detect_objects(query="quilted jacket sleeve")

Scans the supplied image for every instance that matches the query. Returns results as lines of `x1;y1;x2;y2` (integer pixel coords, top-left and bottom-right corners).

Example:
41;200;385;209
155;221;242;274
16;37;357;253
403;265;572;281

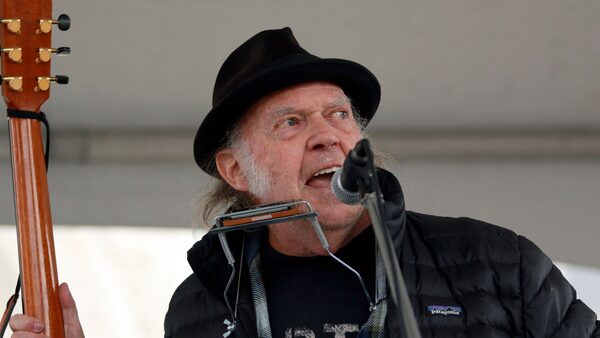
519;236;600;337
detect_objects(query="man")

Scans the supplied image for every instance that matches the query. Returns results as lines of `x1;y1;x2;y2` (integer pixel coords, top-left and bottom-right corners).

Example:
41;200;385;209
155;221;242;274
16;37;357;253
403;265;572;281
10;27;600;338
164;27;600;337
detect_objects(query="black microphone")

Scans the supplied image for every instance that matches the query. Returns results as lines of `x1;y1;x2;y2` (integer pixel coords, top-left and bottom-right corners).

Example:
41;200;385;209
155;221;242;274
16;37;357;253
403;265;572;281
331;139;372;205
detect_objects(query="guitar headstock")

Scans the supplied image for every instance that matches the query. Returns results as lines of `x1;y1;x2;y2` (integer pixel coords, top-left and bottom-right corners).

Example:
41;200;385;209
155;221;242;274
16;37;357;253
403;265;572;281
0;0;69;112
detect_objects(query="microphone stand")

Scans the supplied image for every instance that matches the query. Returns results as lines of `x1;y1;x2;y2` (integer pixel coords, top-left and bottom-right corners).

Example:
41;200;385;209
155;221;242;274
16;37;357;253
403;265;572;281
354;140;422;338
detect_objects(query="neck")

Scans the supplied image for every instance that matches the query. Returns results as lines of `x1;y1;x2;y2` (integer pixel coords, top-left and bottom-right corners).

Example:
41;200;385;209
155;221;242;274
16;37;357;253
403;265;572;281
268;211;371;256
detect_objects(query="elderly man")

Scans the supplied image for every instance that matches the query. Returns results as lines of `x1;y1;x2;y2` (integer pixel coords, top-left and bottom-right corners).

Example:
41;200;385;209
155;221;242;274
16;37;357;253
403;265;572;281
10;27;600;338
163;27;600;337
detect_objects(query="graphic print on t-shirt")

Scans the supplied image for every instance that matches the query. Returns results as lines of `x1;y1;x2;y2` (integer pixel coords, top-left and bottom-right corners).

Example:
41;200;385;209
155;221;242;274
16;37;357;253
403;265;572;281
261;228;376;338
285;324;359;337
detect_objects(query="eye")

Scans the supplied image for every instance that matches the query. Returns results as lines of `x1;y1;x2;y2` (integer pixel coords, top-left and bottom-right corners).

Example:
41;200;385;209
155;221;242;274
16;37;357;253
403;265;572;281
276;117;300;129
332;110;350;119
284;118;298;126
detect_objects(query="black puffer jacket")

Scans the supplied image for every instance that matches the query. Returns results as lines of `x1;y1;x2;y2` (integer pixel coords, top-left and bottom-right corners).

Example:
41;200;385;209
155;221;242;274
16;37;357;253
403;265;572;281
165;171;600;337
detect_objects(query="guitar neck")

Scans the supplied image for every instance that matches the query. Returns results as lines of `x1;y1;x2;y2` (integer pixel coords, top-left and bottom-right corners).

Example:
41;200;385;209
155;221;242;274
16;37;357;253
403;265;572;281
9;112;64;337
1;0;68;336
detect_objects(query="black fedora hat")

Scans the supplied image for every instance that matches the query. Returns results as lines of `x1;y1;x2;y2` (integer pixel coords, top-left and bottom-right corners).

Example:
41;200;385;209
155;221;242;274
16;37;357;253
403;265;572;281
194;27;381;175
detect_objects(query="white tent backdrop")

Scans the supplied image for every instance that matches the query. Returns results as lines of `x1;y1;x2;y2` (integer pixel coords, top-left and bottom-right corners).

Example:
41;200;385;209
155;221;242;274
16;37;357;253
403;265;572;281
0;225;598;338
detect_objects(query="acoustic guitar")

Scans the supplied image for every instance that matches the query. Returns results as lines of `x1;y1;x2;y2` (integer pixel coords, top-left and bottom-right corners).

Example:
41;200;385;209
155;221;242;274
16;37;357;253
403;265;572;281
0;0;70;336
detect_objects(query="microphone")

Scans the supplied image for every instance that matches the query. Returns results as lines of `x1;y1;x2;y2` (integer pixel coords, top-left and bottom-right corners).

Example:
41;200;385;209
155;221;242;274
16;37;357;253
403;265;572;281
331;139;372;205
331;169;361;204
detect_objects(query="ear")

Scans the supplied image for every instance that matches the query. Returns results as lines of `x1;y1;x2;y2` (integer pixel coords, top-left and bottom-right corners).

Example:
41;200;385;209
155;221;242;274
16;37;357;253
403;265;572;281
215;148;249;192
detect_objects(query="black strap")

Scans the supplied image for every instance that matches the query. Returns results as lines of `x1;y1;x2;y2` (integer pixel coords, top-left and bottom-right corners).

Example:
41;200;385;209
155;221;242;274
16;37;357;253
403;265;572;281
7;109;50;169
0;277;21;336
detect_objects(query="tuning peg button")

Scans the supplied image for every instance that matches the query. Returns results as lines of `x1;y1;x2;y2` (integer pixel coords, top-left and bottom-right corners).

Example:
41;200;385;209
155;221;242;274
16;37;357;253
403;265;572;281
0;47;22;63
57;14;71;31
37;47;71;63
35;75;69;92
1;19;21;34
55;75;69;84
38;14;71;34
57;47;71;54
0;76;23;91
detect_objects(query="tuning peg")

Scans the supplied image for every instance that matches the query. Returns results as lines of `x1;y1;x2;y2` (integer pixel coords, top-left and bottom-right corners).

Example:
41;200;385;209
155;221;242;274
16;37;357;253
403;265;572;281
1;19;21;34
0;47;22;63
38;14;71;34
0;76;23;91
37;47;71;63
35;75;69;92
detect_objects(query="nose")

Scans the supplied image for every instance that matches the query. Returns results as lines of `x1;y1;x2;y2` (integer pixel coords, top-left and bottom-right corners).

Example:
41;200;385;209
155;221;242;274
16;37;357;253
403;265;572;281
306;118;340;151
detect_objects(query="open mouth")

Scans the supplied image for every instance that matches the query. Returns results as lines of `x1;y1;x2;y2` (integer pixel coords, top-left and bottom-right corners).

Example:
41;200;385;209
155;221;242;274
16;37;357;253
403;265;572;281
305;166;340;188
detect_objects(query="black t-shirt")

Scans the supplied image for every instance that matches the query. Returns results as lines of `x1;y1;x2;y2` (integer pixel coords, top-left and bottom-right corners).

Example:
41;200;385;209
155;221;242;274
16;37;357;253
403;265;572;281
261;227;376;338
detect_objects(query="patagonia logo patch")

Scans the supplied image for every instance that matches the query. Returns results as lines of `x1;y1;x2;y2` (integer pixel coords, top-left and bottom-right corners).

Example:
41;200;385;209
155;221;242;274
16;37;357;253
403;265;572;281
426;305;463;317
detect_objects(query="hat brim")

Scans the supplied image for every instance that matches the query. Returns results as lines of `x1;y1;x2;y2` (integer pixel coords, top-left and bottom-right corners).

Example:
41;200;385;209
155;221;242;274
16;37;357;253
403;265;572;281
194;57;381;175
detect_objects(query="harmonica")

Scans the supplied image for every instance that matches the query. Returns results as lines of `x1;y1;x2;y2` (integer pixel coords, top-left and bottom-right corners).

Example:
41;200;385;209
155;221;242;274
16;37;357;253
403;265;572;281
209;200;318;235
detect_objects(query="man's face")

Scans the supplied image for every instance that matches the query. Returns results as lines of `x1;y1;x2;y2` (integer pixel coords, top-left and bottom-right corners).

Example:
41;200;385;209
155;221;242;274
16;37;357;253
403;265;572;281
232;81;365;230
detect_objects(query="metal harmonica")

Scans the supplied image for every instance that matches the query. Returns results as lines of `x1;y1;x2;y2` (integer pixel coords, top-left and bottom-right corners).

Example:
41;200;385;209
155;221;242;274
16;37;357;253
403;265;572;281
209;200;318;235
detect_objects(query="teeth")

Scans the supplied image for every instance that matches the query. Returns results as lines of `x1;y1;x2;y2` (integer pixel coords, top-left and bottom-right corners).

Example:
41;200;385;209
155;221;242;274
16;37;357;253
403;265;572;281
313;166;340;177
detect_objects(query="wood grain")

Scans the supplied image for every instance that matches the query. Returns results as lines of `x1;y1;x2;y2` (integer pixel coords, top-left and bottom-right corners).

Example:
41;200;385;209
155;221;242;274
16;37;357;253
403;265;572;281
1;0;65;336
